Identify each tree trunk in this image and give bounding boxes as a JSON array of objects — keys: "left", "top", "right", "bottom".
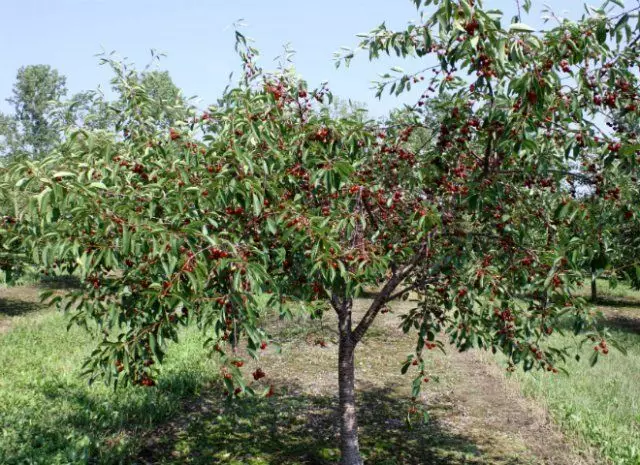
[
  {"left": 338, "top": 334, "right": 361, "bottom": 465},
  {"left": 337, "top": 300, "right": 363, "bottom": 465},
  {"left": 591, "top": 265, "right": 597, "bottom": 302}
]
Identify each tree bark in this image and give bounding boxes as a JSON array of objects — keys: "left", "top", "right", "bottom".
[
  {"left": 336, "top": 299, "right": 363, "bottom": 465},
  {"left": 591, "top": 265, "right": 597, "bottom": 302}
]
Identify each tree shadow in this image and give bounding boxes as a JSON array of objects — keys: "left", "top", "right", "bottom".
[
  {"left": 0, "top": 276, "right": 80, "bottom": 321},
  {"left": 0, "top": 297, "right": 42, "bottom": 318},
  {"left": 38, "top": 275, "right": 82, "bottom": 290},
  {"left": 3, "top": 364, "right": 538, "bottom": 465},
  {"left": 593, "top": 296, "right": 640, "bottom": 308},
  {"left": 132, "top": 381, "right": 535, "bottom": 465},
  {"left": 555, "top": 311, "right": 640, "bottom": 338},
  {"left": 599, "top": 314, "right": 640, "bottom": 335},
  {"left": 594, "top": 299, "right": 640, "bottom": 335},
  {"left": 4, "top": 368, "right": 213, "bottom": 465}
]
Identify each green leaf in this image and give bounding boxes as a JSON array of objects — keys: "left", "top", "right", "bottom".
[
  {"left": 266, "top": 217, "right": 278, "bottom": 235},
  {"left": 609, "top": 338, "right": 627, "bottom": 356},
  {"left": 52, "top": 171, "right": 76, "bottom": 178},
  {"left": 620, "top": 144, "right": 640, "bottom": 157},
  {"left": 508, "top": 23, "right": 535, "bottom": 33}
]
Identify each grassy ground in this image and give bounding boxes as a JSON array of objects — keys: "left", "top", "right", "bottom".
[
  {"left": 0, "top": 286, "right": 605, "bottom": 465},
  {"left": 133, "top": 300, "right": 588, "bottom": 465},
  {"left": 575, "top": 278, "right": 640, "bottom": 303},
  {"left": 0, "top": 288, "right": 217, "bottom": 465},
  {"left": 497, "top": 281, "right": 640, "bottom": 465}
]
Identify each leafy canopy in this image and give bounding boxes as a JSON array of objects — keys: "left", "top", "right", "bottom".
[{"left": 5, "top": 0, "right": 640, "bottom": 397}]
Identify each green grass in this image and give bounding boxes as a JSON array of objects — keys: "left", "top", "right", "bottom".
[
  {"left": 0, "top": 309, "right": 218, "bottom": 465},
  {"left": 576, "top": 278, "right": 640, "bottom": 303},
  {"left": 0, "top": 298, "right": 531, "bottom": 465},
  {"left": 502, "top": 289, "right": 640, "bottom": 465},
  {"left": 5, "top": 285, "right": 639, "bottom": 464},
  {"left": 139, "top": 387, "right": 500, "bottom": 465}
]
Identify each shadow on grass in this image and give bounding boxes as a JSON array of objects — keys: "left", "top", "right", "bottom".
[
  {"left": 592, "top": 296, "right": 640, "bottom": 308},
  {"left": 0, "top": 277, "right": 80, "bottom": 321},
  {"left": 133, "top": 382, "right": 532, "bottom": 465},
  {"left": 38, "top": 275, "right": 82, "bottom": 290},
  {"left": 2, "top": 369, "right": 213, "bottom": 465},
  {"left": 600, "top": 314, "right": 640, "bottom": 334},
  {"left": 3, "top": 360, "right": 535, "bottom": 464},
  {"left": 0, "top": 297, "right": 41, "bottom": 318},
  {"left": 554, "top": 311, "right": 640, "bottom": 338},
  {"left": 594, "top": 299, "right": 640, "bottom": 335}
]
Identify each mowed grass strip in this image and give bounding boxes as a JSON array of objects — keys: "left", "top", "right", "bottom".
[
  {"left": 0, "top": 307, "right": 217, "bottom": 465},
  {"left": 500, "top": 284, "right": 640, "bottom": 465}
]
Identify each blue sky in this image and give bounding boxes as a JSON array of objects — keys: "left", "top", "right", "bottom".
[{"left": 1, "top": 0, "right": 581, "bottom": 117}]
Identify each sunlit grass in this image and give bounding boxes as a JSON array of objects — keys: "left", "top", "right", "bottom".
[
  {"left": 575, "top": 278, "right": 640, "bottom": 302},
  {"left": 502, "top": 285, "right": 640, "bottom": 465},
  {"left": 0, "top": 308, "right": 217, "bottom": 465}
]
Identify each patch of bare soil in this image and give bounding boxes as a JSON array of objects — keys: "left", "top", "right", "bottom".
[
  {"left": 455, "top": 349, "right": 596, "bottom": 465},
  {"left": 0, "top": 281, "right": 77, "bottom": 334},
  {"left": 371, "top": 300, "right": 594, "bottom": 465},
  {"left": 0, "top": 285, "right": 43, "bottom": 333},
  {"left": 598, "top": 305, "right": 640, "bottom": 334}
]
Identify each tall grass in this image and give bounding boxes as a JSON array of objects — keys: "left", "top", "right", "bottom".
[
  {"left": 503, "top": 290, "right": 640, "bottom": 465},
  {"left": 0, "top": 309, "right": 218, "bottom": 465}
]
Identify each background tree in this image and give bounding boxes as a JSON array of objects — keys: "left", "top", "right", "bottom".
[
  {"left": 0, "top": 112, "right": 23, "bottom": 158},
  {"left": 4, "top": 65, "right": 68, "bottom": 158},
  {"left": 64, "top": 69, "right": 188, "bottom": 132},
  {"left": 64, "top": 90, "right": 116, "bottom": 131},
  {"left": 325, "top": 96, "right": 369, "bottom": 122},
  {"left": 7, "top": 2, "right": 640, "bottom": 465},
  {"left": 0, "top": 160, "right": 30, "bottom": 283},
  {"left": 136, "top": 70, "right": 189, "bottom": 127}
]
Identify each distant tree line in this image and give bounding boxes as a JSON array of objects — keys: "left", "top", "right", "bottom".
[{"left": 0, "top": 63, "right": 189, "bottom": 161}]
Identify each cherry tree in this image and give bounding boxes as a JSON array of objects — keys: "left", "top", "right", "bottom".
[{"left": 7, "top": 1, "right": 640, "bottom": 464}]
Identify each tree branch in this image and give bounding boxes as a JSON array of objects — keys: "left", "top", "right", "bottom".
[
  {"left": 352, "top": 244, "right": 427, "bottom": 343},
  {"left": 330, "top": 293, "right": 343, "bottom": 315},
  {"left": 387, "top": 278, "right": 435, "bottom": 302}
]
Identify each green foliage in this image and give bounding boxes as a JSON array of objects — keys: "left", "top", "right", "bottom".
[
  {"left": 136, "top": 70, "right": 190, "bottom": 127},
  {"left": 65, "top": 66, "right": 190, "bottom": 133},
  {"left": 9, "top": 0, "right": 640, "bottom": 391},
  {"left": 3, "top": 2, "right": 640, "bottom": 463},
  {"left": 0, "top": 160, "right": 31, "bottom": 283},
  {"left": 64, "top": 90, "right": 117, "bottom": 131},
  {"left": 0, "top": 113, "right": 22, "bottom": 158},
  {"left": 3, "top": 65, "right": 68, "bottom": 159}
]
